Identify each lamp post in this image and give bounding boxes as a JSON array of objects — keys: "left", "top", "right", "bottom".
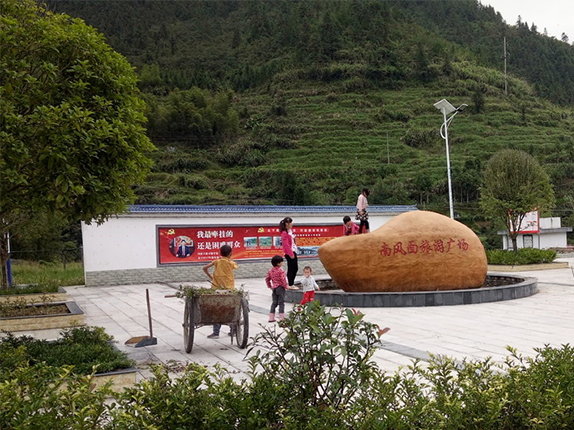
[{"left": 433, "top": 99, "right": 467, "bottom": 219}]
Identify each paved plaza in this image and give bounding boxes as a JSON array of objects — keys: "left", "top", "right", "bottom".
[{"left": 13, "top": 258, "right": 574, "bottom": 381}]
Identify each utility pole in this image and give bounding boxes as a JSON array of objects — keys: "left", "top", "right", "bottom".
[{"left": 503, "top": 36, "right": 508, "bottom": 96}]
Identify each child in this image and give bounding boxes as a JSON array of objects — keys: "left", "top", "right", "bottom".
[
  {"left": 265, "top": 255, "right": 288, "bottom": 322},
  {"left": 202, "top": 244, "right": 238, "bottom": 339},
  {"left": 342, "top": 215, "right": 360, "bottom": 236},
  {"left": 300, "top": 266, "right": 319, "bottom": 305}
]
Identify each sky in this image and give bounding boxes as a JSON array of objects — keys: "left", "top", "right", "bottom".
[{"left": 485, "top": 0, "right": 574, "bottom": 42}]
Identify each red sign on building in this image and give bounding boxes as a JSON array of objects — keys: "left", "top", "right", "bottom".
[{"left": 157, "top": 224, "right": 341, "bottom": 265}]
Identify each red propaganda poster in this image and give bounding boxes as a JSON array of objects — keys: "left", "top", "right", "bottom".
[{"left": 157, "top": 224, "right": 341, "bottom": 265}]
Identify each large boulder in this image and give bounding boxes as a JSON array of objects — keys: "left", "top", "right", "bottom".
[{"left": 318, "top": 211, "right": 487, "bottom": 292}]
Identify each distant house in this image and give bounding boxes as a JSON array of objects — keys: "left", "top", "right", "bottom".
[{"left": 498, "top": 217, "right": 572, "bottom": 250}]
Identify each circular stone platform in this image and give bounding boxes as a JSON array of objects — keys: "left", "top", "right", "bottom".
[{"left": 285, "top": 274, "right": 537, "bottom": 308}]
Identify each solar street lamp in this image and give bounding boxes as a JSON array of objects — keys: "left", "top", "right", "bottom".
[{"left": 434, "top": 99, "right": 467, "bottom": 219}]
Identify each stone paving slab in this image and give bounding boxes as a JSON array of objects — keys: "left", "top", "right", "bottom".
[{"left": 4, "top": 258, "right": 574, "bottom": 382}]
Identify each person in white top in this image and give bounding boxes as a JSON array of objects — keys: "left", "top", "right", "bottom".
[
  {"left": 299, "top": 266, "right": 319, "bottom": 305},
  {"left": 356, "top": 188, "right": 370, "bottom": 233}
]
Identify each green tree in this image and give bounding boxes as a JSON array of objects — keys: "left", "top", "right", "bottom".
[
  {"left": 319, "top": 11, "right": 341, "bottom": 60},
  {"left": 0, "top": 0, "right": 154, "bottom": 287},
  {"left": 472, "top": 87, "right": 486, "bottom": 114},
  {"left": 480, "top": 150, "right": 555, "bottom": 252}
]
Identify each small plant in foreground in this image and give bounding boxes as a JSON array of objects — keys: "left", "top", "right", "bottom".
[{"left": 246, "top": 301, "right": 390, "bottom": 427}]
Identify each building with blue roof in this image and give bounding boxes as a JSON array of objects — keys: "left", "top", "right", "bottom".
[{"left": 82, "top": 205, "right": 417, "bottom": 286}]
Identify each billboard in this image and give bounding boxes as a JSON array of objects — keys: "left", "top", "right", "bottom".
[
  {"left": 509, "top": 210, "right": 540, "bottom": 234},
  {"left": 157, "top": 224, "right": 341, "bottom": 265}
]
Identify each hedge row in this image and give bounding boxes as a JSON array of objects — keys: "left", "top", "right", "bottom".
[
  {"left": 486, "top": 248, "right": 557, "bottom": 265},
  {"left": 1, "top": 303, "right": 573, "bottom": 429}
]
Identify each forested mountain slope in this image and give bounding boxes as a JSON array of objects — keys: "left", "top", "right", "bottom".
[{"left": 42, "top": 0, "right": 574, "bottom": 241}]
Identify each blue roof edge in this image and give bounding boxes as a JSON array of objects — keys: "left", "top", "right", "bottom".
[{"left": 127, "top": 205, "right": 418, "bottom": 214}]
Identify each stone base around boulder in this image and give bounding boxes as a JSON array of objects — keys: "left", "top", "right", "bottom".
[{"left": 285, "top": 274, "right": 537, "bottom": 307}]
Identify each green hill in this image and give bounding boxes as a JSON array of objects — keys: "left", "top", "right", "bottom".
[{"left": 43, "top": 0, "right": 574, "bottom": 236}]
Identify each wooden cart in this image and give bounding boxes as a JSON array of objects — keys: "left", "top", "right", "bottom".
[{"left": 183, "top": 293, "right": 249, "bottom": 353}]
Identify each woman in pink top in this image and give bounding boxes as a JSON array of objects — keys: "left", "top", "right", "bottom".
[
  {"left": 279, "top": 216, "right": 298, "bottom": 287},
  {"left": 356, "top": 188, "right": 370, "bottom": 234}
]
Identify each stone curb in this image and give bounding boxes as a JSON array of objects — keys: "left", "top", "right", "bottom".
[
  {"left": 285, "top": 275, "right": 538, "bottom": 307},
  {"left": 487, "top": 262, "right": 569, "bottom": 272}
]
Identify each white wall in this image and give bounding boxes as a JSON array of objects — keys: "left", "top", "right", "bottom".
[
  {"left": 82, "top": 212, "right": 397, "bottom": 272},
  {"left": 540, "top": 232, "right": 568, "bottom": 249},
  {"left": 539, "top": 217, "right": 561, "bottom": 229},
  {"left": 502, "top": 231, "right": 568, "bottom": 250}
]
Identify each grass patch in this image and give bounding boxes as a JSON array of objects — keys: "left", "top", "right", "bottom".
[
  {"left": 9, "top": 260, "right": 84, "bottom": 291},
  {"left": 0, "top": 326, "right": 135, "bottom": 376}
]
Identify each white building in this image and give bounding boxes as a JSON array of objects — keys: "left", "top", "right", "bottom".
[
  {"left": 82, "top": 205, "right": 417, "bottom": 286},
  {"left": 498, "top": 217, "right": 572, "bottom": 250}
]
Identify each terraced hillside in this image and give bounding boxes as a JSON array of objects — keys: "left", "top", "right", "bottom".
[{"left": 139, "top": 61, "right": 574, "bottom": 218}]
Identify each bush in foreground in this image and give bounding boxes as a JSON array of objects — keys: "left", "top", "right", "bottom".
[
  {"left": 2, "top": 303, "right": 574, "bottom": 429},
  {"left": 0, "top": 327, "right": 134, "bottom": 376}
]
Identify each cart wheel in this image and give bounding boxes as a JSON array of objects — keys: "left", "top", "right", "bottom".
[
  {"left": 235, "top": 298, "right": 249, "bottom": 349},
  {"left": 183, "top": 299, "right": 195, "bottom": 353}
]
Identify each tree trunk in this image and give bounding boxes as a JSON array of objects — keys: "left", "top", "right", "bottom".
[
  {"left": 511, "top": 235, "right": 519, "bottom": 253},
  {"left": 0, "top": 230, "right": 9, "bottom": 289}
]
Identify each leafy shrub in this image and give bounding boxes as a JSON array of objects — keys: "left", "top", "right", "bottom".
[
  {"left": 4, "top": 305, "right": 574, "bottom": 428},
  {"left": 265, "top": 135, "right": 296, "bottom": 149},
  {"left": 381, "top": 109, "right": 411, "bottom": 122},
  {"left": 247, "top": 302, "right": 386, "bottom": 417},
  {"left": 153, "top": 156, "right": 208, "bottom": 173},
  {"left": 0, "top": 326, "right": 135, "bottom": 375},
  {"left": 402, "top": 129, "right": 437, "bottom": 149},
  {"left": 341, "top": 76, "right": 372, "bottom": 92},
  {"left": 486, "top": 248, "right": 557, "bottom": 265},
  {"left": 110, "top": 363, "right": 243, "bottom": 430},
  {"left": 220, "top": 141, "right": 267, "bottom": 167},
  {"left": 177, "top": 174, "right": 207, "bottom": 190},
  {"left": 0, "top": 363, "right": 112, "bottom": 430}
]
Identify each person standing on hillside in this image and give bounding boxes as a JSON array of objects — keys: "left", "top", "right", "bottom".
[
  {"left": 356, "top": 188, "right": 370, "bottom": 234},
  {"left": 280, "top": 217, "right": 298, "bottom": 288}
]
